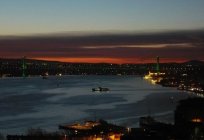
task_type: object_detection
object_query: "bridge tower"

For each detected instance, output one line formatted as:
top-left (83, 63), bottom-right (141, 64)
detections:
top-left (22, 56), bottom-right (27, 78)
top-left (156, 56), bottom-right (160, 73)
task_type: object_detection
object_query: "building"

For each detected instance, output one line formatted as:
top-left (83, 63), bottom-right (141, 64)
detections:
top-left (174, 98), bottom-right (204, 139)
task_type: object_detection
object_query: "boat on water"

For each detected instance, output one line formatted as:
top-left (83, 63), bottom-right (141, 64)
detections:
top-left (42, 72), bottom-right (49, 79)
top-left (92, 87), bottom-right (110, 92)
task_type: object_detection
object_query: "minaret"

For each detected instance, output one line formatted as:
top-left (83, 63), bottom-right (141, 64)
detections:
top-left (156, 56), bottom-right (160, 73)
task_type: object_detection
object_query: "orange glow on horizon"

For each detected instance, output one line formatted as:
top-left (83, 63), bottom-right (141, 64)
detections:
top-left (31, 57), bottom-right (192, 64)
top-left (33, 57), bottom-right (127, 64)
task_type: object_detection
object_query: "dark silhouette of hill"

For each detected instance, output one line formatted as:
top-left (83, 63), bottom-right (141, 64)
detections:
top-left (184, 60), bottom-right (204, 65)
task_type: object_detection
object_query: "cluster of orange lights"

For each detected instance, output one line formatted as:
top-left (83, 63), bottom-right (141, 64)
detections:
top-left (144, 71), bottom-right (165, 84)
top-left (191, 118), bottom-right (203, 123)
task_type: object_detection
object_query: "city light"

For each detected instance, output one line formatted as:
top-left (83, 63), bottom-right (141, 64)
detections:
top-left (192, 118), bottom-right (202, 123)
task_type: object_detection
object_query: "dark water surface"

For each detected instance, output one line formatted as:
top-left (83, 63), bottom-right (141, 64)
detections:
top-left (0, 75), bottom-right (191, 134)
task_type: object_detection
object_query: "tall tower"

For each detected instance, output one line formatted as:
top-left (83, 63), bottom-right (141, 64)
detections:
top-left (22, 56), bottom-right (27, 78)
top-left (156, 56), bottom-right (160, 73)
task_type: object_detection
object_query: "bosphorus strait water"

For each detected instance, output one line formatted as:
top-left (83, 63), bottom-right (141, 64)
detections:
top-left (0, 75), bottom-right (191, 135)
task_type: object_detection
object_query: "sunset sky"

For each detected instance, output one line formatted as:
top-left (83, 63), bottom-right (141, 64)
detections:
top-left (0, 0), bottom-right (204, 63)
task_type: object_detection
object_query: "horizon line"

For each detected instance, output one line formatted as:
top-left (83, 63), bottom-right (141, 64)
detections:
top-left (1, 57), bottom-right (203, 65)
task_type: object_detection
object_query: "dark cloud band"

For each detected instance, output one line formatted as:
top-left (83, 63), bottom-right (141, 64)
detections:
top-left (0, 30), bottom-right (204, 63)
